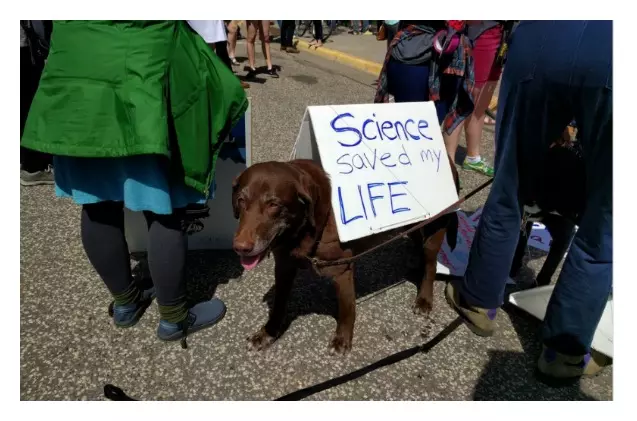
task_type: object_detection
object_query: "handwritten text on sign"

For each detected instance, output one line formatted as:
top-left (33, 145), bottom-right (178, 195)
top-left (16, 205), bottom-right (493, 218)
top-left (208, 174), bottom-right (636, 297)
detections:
top-left (306, 102), bottom-right (459, 242)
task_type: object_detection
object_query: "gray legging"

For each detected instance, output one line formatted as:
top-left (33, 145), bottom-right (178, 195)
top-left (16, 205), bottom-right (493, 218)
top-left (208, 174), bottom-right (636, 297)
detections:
top-left (81, 201), bottom-right (187, 309)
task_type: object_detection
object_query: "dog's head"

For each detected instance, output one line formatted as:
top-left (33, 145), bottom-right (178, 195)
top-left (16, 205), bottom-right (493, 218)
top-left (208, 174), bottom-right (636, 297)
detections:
top-left (231, 162), bottom-right (317, 270)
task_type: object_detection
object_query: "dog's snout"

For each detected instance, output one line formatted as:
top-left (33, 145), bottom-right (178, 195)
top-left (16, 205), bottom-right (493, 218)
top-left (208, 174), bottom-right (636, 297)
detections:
top-left (233, 239), bottom-right (255, 255)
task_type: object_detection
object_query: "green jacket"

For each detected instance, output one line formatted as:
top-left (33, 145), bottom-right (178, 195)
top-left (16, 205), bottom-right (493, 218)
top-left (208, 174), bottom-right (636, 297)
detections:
top-left (21, 20), bottom-right (248, 196)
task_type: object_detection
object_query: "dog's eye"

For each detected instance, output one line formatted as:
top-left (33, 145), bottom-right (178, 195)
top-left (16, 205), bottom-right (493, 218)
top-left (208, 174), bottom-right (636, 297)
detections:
top-left (268, 202), bottom-right (280, 209)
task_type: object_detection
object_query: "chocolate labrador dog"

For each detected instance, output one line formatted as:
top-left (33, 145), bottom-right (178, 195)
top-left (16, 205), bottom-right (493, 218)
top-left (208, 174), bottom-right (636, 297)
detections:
top-left (232, 158), bottom-right (459, 355)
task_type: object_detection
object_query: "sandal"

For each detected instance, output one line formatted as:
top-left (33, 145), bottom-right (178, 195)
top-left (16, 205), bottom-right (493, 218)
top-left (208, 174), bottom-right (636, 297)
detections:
top-left (484, 116), bottom-right (496, 125)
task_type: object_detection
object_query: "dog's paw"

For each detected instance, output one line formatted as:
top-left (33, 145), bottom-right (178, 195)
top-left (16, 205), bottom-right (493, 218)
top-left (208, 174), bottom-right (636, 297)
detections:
top-left (412, 296), bottom-right (433, 316)
top-left (247, 328), bottom-right (275, 351)
top-left (328, 334), bottom-right (352, 356)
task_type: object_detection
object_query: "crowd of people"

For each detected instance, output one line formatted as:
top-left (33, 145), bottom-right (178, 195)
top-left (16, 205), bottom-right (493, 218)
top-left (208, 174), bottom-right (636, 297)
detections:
top-left (20, 20), bottom-right (612, 388)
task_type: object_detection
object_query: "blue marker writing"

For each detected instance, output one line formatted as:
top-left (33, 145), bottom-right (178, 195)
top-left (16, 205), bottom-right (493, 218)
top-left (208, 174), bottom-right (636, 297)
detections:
top-left (388, 181), bottom-right (411, 214)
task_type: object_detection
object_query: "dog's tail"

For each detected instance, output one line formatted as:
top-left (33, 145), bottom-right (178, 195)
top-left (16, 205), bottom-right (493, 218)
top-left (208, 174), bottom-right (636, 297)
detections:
top-left (446, 212), bottom-right (459, 251)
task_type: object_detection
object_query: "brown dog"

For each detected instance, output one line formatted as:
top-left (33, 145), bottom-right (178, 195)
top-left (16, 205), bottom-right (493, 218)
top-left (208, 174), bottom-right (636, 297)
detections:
top-left (232, 158), bottom-right (459, 354)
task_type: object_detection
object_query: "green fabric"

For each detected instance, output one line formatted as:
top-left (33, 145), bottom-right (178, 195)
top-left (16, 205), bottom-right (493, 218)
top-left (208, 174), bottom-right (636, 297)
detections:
top-left (158, 303), bottom-right (188, 324)
top-left (21, 20), bottom-right (248, 196)
top-left (112, 284), bottom-right (141, 307)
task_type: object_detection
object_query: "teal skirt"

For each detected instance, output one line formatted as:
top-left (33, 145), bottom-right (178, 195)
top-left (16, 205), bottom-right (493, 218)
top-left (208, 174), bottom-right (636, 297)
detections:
top-left (53, 115), bottom-right (247, 215)
top-left (54, 155), bottom-right (210, 215)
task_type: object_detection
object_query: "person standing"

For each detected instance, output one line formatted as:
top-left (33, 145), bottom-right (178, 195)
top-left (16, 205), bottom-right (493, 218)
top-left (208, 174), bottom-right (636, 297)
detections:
top-left (445, 20), bottom-right (613, 385)
top-left (309, 21), bottom-right (323, 48)
top-left (375, 20), bottom-right (474, 131)
top-left (442, 21), bottom-right (507, 177)
top-left (383, 20), bottom-right (400, 47)
top-left (21, 20), bottom-right (249, 347)
top-left (188, 20), bottom-right (250, 89)
top-left (245, 20), bottom-right (278, 78)
top-left (279, 20), bottom-right (299, 53)
top-left (20, 20), bottom-right (54, 186)
top-left (226, 20), bottom-right (241, 65)
top-left (349, 20), bottom-right (371, 35)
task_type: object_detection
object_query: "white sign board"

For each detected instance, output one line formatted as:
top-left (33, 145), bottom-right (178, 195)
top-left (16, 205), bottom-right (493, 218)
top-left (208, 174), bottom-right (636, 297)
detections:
top-left (292, 102), bottom-right (459, 243)
top-left (509, 286), bottom-right (613, 358)
top-left (437, 208), bottom-right (515, 285)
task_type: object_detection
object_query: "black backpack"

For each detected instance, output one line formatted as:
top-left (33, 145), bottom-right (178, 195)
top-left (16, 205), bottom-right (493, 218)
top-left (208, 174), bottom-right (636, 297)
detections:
top-left (20, 20), bottom-right (52, 67)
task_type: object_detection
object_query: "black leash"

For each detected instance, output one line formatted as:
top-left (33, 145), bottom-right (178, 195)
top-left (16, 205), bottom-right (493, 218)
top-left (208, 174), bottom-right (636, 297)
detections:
top-left (309, 178), bottom-right (494, 268)
top-left (104, 384), bottom-right (137, 401)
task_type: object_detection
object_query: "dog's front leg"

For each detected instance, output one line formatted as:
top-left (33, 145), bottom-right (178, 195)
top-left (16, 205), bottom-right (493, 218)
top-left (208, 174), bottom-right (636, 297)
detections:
top-left (247, 254), bottom-right (297, 351)
top-left (413, 229), bottom-right (445, 315)
top-left (328, 264), bottom-right (356, 355)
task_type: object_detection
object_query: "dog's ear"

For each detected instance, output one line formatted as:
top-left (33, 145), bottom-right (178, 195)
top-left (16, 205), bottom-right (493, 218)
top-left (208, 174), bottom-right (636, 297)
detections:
top-left (295, 173), bottom-right (316, 229)
top-left (231, 176), bottom-right (240, 219)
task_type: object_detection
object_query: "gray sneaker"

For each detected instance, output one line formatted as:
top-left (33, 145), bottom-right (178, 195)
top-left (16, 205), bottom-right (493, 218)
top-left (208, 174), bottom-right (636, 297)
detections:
top-left (20, 165), bottom-right (54, 186)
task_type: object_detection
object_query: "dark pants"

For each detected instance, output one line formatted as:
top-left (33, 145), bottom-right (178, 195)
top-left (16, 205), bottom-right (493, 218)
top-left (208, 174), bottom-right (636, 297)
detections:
top-left (213, 41), bottom-right (232, 70)
top-left (81, 201), bottom-right (187, 308)
top-left (312, 21), bottom-right (323, 41)
top-left (461, 21), bottom-right (612, 356)
top-left (280, 20), bottom-right (295, 47)
top-left (386, 57), bottom-right (461, 125)
top-left (20, 46), bottom-right (52, 172)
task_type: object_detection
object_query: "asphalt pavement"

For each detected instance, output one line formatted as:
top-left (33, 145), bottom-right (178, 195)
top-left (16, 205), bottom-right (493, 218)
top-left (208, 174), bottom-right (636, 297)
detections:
top-left (20, 41), bottom-right (612, 401)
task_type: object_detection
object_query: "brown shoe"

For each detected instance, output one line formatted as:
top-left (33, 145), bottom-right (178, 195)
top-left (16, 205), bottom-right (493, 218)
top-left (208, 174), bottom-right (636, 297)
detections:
top-left (536, 345), bottom-right (612, 387)
top-left (280, 46), bottom-right (287, 52)
top-left (240, 81), bottom-right (250, 89)
top-left (444, 282), bottom-right (497, 337)
top-left (285, 46), bottom-right (300, 54)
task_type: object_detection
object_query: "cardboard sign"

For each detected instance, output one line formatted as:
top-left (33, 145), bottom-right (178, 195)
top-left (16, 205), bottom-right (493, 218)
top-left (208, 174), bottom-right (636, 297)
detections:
top-left (125, 97), bottom-right (252, 252)
top-left (437, 208), bottom-right (516, 285)
top-left (292, 102), bottom-right (459, 243)
top-left (510, 286), bottom-right (613, 358)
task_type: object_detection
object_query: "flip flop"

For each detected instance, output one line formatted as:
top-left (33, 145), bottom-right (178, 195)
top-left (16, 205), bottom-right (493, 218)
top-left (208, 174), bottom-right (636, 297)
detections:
top-left (484, 116), bottom-right (496, 125)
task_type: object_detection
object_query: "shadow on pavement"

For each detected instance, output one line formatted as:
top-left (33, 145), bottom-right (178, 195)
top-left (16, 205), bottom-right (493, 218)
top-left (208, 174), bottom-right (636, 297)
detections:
top-left (275, 317), bottom-right (463, 401)
top-left (472, 302), bottom-right (598, 400)
top-left (186, 250), bottom-right (244, 304)
top-left (133, 250), bottom-right (244, 305)
top-left (262, 239), bottom-right (438, 337)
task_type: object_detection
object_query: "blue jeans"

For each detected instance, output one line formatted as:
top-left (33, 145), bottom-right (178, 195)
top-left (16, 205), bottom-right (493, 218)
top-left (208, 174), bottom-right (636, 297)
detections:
top-left (386, 58), bottom-right (461, 125)
top-left (460, 21), bottom-right (612, 356)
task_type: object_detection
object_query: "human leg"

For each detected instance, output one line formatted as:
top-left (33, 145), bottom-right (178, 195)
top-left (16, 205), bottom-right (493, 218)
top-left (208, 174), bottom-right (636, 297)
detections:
top-left (246, 20), bottom-right (258, 76)
top-left (447, 22), bottom-right (574, 334)
top-left (258, 20), bottom-right (277, 76)
top-left (81, 201), bottom-right (155, 327)
top-left (227, 20), bottom-right (239, 65)
top-left (386, 59), bottom-right (430, 103)
top-left (538, 21), bottom-right (613, 381)
top-left (144, 210), bottom-right (227, 343)
top-left (312, 20), bottom-right (323, 46)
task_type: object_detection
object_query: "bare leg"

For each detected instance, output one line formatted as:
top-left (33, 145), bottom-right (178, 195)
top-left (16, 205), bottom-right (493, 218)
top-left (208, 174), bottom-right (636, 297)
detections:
top-left (246, 20), bottom-right (257, 70)
top-left (227, 20), bottom-right (238, 62)
top-left (465, 81), bottom-right (498, 158)
top-left (444, 81), bottom-right (497, 175)
top-left (443, 119), bottom-right (463, 163)
top-left (259, 20), bottom-right (273, 70)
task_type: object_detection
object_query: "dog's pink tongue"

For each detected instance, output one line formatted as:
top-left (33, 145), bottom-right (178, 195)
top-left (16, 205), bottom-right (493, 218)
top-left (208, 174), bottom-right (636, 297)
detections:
top-left (240, 255), bottom-right (261, 270)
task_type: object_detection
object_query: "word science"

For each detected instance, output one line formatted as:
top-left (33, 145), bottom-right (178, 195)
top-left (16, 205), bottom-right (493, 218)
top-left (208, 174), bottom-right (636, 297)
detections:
top-left (306, 102), bottom-right (459, 242)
